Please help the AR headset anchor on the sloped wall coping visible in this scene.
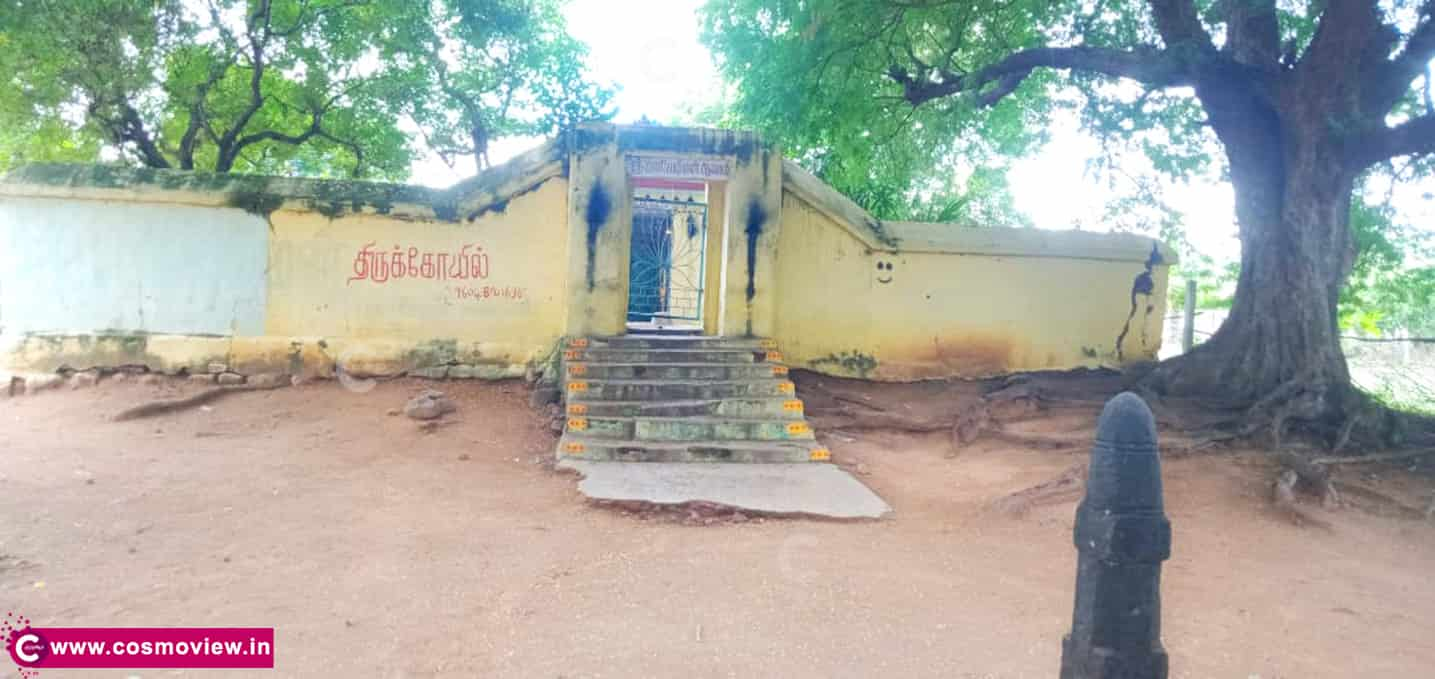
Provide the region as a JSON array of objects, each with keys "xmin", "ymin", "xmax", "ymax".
[
  {"xmin": 781, "ymin": 159, "xmax": 1177, "ymax": 264},
  {"xmin": 0, "ymin": 137, "xmax": 567, "ymax": 223}
]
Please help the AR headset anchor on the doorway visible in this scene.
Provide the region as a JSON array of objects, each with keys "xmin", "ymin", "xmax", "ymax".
[{"xmin": 626, "ymin": 195, "xmax": 708, "ymax": 334}]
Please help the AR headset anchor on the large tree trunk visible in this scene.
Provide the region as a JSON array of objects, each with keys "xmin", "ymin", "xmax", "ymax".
[{"xmin": 1148, "ymin": 94, "xmax": 1362, "ymax": 434}]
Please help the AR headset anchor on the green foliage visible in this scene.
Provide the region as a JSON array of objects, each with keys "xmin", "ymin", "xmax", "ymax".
[
  {"xmin": 1168, "ymin": 258, "xmax": 1239, "ymax": 312},
  {"xmin": 698, "ymin": 0, "xmax": 1050, "ymax": 223},
  {"xmin": 1341, "ymin": 190, "xmax": 1435, "ymax": 336},
  {"xmin": 704, "ymin": 0, "xmax": 1435, "ymax": 345},
  {"xmin": 0, "ymin": 0, "xmax": 611, "ymax": 179}
]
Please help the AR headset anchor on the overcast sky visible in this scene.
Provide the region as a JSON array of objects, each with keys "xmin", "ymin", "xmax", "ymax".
[{"xmin": 409, "ymin": 0, "xmax": 1434, "ymax": 266}]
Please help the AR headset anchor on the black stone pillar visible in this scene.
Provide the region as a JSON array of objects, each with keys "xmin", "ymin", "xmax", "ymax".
[{"xmin": 1060, "ymin": 392, "xmax": 1170, "ymax": 679}]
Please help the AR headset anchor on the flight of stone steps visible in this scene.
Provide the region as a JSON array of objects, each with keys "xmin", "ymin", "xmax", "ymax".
[{"xmin": 554, "ymin": 334, "xmax": 831, "ymax": 463}]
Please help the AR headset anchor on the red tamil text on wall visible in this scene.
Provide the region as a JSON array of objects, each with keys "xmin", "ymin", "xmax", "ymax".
[{"xmin": 348, "ymin": 242, "xmax": 490, "ymax": 285}]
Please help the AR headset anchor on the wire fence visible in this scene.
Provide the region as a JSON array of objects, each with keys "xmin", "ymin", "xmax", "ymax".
[{"xmin": 1162, "ymin": 311, "xmax": 1435, "ymax": 413}]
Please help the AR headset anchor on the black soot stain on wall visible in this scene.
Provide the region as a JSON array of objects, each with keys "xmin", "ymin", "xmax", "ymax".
[
  {"xmin": 744, "ymin": 198, "xmax": 767, "ymax": 302},
  {"xmin": 585, "ymin": 180, "xmax": 612, "ymax": 290},
  {"xmin": 1116, "ymin": 244, "xmax": 1165, "ymax": 360}
]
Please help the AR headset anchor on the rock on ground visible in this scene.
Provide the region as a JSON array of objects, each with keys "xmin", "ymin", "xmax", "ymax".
[
  {"xmin": 248, "ymin": 373, "xmax": 288, "ymax": 389},
  {"xmin": 529, "ymin": 383, "xmax": 560, "ymax": 409},
  {"xmin": 68, "ymin": 372, "xmax": 99, "ymax": 389},
  {"xmin": 404, "ymin": 389, "xmax": 457, "ymax": 421},
  {"xmin": 25, "ymin": 374, "xmax": 63, "ymax": 394}
]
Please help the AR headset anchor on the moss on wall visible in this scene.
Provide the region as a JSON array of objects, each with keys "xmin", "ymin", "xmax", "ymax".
[
  {"xmin": 2, "ymin": 163, "xmax": 459, "ymax": 221},
  {"xmin": 809, "ymin": 351, "xmax": 879, "ymax": 379}
]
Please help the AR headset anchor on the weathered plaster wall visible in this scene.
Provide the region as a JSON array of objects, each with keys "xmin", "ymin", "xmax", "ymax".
[
  {"xmin": 266, "ymin": 176, "xmax": 571, "ymax": 376},
  {"xmin": 702, "ymin": 182, "xmax": 727, "ymax": 335},
  {"xmin": 0, "ymin": 196, "xmax": 268, "ymax": 336},
  {"xmin": 563, "ymin": 124, "xmax": 783, "ymax": 338},
  {"xmin": 563, "ymin": 128, "xmax": 632, "ymax": 338},
  {"xmin": 0, "ymin": 160, "xmax": 570, "ymax": 379},
  {"xmin": 1, "ymin": 128, "xmax": 1175, "ymax": 385},
  {"xmin": 715, "ymin": 145, "xmax": 782, "ymax": 338},
  {"xmin": 774, "ymin": 190, "xmax": 1172, "ymax": 381}
]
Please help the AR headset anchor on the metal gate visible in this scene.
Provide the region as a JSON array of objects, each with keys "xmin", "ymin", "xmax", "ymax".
[{"xmin": 627, "ymin": 198, "xmax": 708, "ymax": 324}]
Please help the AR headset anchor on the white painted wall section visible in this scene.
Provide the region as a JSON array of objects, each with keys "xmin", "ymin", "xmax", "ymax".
[{"xmin": 0, "ymin": 197, "xmax": 268, "ymax": 336}]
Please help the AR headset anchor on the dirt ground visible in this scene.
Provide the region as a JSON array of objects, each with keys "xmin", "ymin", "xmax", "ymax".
[{"xmin": 3, "ymin": 374, "xmax": 1434, "ymax": 678}]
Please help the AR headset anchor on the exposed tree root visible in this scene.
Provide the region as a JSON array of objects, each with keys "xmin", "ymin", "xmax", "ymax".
[
  {"xmin": 1140, "ymin": 348, "xmax": 1435, "ymax": 457},
  {"xmin": 812, "ymin": 405, "xmax": 949, "ymax": 433},
  {"xmin": 984, "ymin": 429, "xmax": 1086, "ymax": 452},
  {"xmin": 1270, "ymin": 469, "xmax": 1335, "ymax": 530},
  {"xmin": 1311, "ymin": 448, "xmax": 1435, "ymax": 466},
  {"xmin": 829, "ymin": 393, "xmax": 888, "ymax": 412},
  {"xmin": 949, "ymin": 381, "xmax": 1053, "ymax": 453},
  {"xmin": 1335, "ymin": 483, "xmax": 1431, "ymax": 521},
  {"xmin": 991, "ymin": 463, "xmax": 1087, "ymax": 516},
  {"xmin": 1273, "ymin": 451, "xmax": 1341, "ymax": 508},
  {"xmin": 112, "ymin": 381, "xmax": 288, "ymax": 421}
]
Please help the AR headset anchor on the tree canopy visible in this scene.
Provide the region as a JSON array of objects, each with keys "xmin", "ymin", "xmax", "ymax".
[
  {"xmin": 0, "ymin": 0, "xmax": 613, "ymax": 180},
  {"xmin": 702, "ymin": 0, "xmax": 1435, "ymax": 443},
  {"xmin": 701, "ymin": 0, "xmax": 1432, "ymax": 222}
]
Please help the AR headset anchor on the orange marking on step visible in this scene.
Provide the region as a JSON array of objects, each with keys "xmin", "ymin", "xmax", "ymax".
[
  {"xmin": 568, "ymin": 363, "xmax": 587, "ymax": 375},
  {"xmin": 568, "ymin": 338, "xmax": 589, "ymax": 348},
  {"xmin": 782, "ymin": 400, "xmax": 804, "ymax": 413},
  {"xmin": 567, "ymin": 418, "xmax": 588, "ymax": 432},
  {"xmin": 564, "ymin": 349, "xmax": 582, "ymax": 360},
  {"xmin": 771, "ymin": 366, "xmax": 789, "ymax": 376},
  {"xmin": 567, "ymin": 404, "xmax": 588, "ymax": 415},
  {"xmin": 764, "ymin": 351, "xmax": 783, "ymax": 362},
  {"xmin": 563, "ymin": 442, "xmax": 585, "ymax": 454},
  {"xmin": 809, "ymin": 448, "xmax": 831, "ymax": 461},
  {"xmin": 786, "ymin": 422, "xmax": 811, "ymax": 436},
  {"xmin": 777, "ymin": 381, "xmax": 795, "ymax": 394},
  {"xmin": 567, "ymin": 381, "xmax": 589, "ymax": 392}
]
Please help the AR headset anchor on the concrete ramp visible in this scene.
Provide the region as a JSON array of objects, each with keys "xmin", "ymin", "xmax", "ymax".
[{"xmin": 558, "ymin": 460, "xmax": 891, "ymax": 519}]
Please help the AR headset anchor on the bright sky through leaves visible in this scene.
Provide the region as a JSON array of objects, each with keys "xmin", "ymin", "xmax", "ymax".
[{"xmin": 408, "ymin": 0, "xmax": 1433, "ymax": 267}]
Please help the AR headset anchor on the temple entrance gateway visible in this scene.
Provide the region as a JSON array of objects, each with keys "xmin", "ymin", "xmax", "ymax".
[
  {"xmin": 625, "ymin": 197, "xmax": 708, "ymax": 330},
  {"xmin": 623, "ymin": 154, "xmax": 730, "ymax": 335}
]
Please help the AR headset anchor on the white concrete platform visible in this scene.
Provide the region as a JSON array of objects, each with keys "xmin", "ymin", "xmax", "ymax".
[{"xmin": 557, "ymin": 461, "xmax": 891, "ymax": 519}]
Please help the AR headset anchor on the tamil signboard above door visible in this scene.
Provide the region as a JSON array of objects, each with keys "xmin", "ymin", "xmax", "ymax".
[{"xmin": 624, "ymin": 154, "xmax": 730, "ymax": 181}]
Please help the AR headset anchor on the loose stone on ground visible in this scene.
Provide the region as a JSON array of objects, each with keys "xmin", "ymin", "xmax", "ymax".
[{"xmin": 404, "ymin": 389, "xmax": 457, "ymax": 421}]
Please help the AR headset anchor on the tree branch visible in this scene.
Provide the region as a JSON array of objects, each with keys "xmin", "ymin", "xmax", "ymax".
[
  {"xmin": 272, "ymin": 0, "xmax": 367, "ymax": 38},
  {"xmin": 1362, "ymin": 5, "xmax": 1435, "ymax": 116},
  {"xmin": 1147, "ymin": 0, "xmax": 1218, "ymax": 52},
  {"xmin": 1349, "ymin": 113, "xmax": 1435, "ymax": 168},
  {"xmin": 1299, "ymin": 0, "xmax": 1385, "ymax": 88},
  {"xmin": 1425, "ymin": 62, "xmax": 1434, "ymax": 116},
  {"xmin": 231, "ymin": 108, "xmax": 324, "ymax": 153},
  {"xmin": 215, "ymin": 0, "xmax": 275, "ymax": 172},
  {"xmin": 92, "ymin": 97, "xmax": 172, "ymax": 169},
  {"xmin": 890, "ymin": 46, "xmax": 1190, "ymax": 107},
  {"xmin": 1221, "ymin": 0, "xmax": 1280, "ymax": 69},
  {"xmin": 316, "ymin": 129, "xmax": 366, "ymax": 178},
  {"xmin": 177, "ymin": 60, "xmax": 231, "ymax": 170}
]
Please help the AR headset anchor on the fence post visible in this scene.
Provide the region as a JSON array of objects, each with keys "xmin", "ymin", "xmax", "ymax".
[
  {"xmin": 1181, "ymin": 279, "xmax": 1197, "ymax": 353},
  {"xmin": 1060, "ymin": 392, "xmax": 1171, "ymax": 679}
]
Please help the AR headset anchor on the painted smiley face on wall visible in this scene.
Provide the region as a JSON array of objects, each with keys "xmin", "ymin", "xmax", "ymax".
[{"xmin": 875, "ymin": 259, "xmax": 896, "ymax": 284}]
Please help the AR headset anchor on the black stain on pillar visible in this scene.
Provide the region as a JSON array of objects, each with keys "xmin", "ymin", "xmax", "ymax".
[
  {"xmin": 744, "ymin": 199, "xmax": 767, "ymax": 303},
  {"xmin": 584, "ymin": 181, "xmax": 612, "ymax": 290},
  {"xmin": 1115, "ymin": 244, "xmax": 1164, "ymax": 360},
  {"xmin": 1061, "ymin": 392, "xmax": 1170, "ymax": 679}
]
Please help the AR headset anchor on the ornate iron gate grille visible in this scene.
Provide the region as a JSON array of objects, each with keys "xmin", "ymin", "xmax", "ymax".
[{"xmin": 627, "ymin": 198, "xmax": 708, "ymax": 323}]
